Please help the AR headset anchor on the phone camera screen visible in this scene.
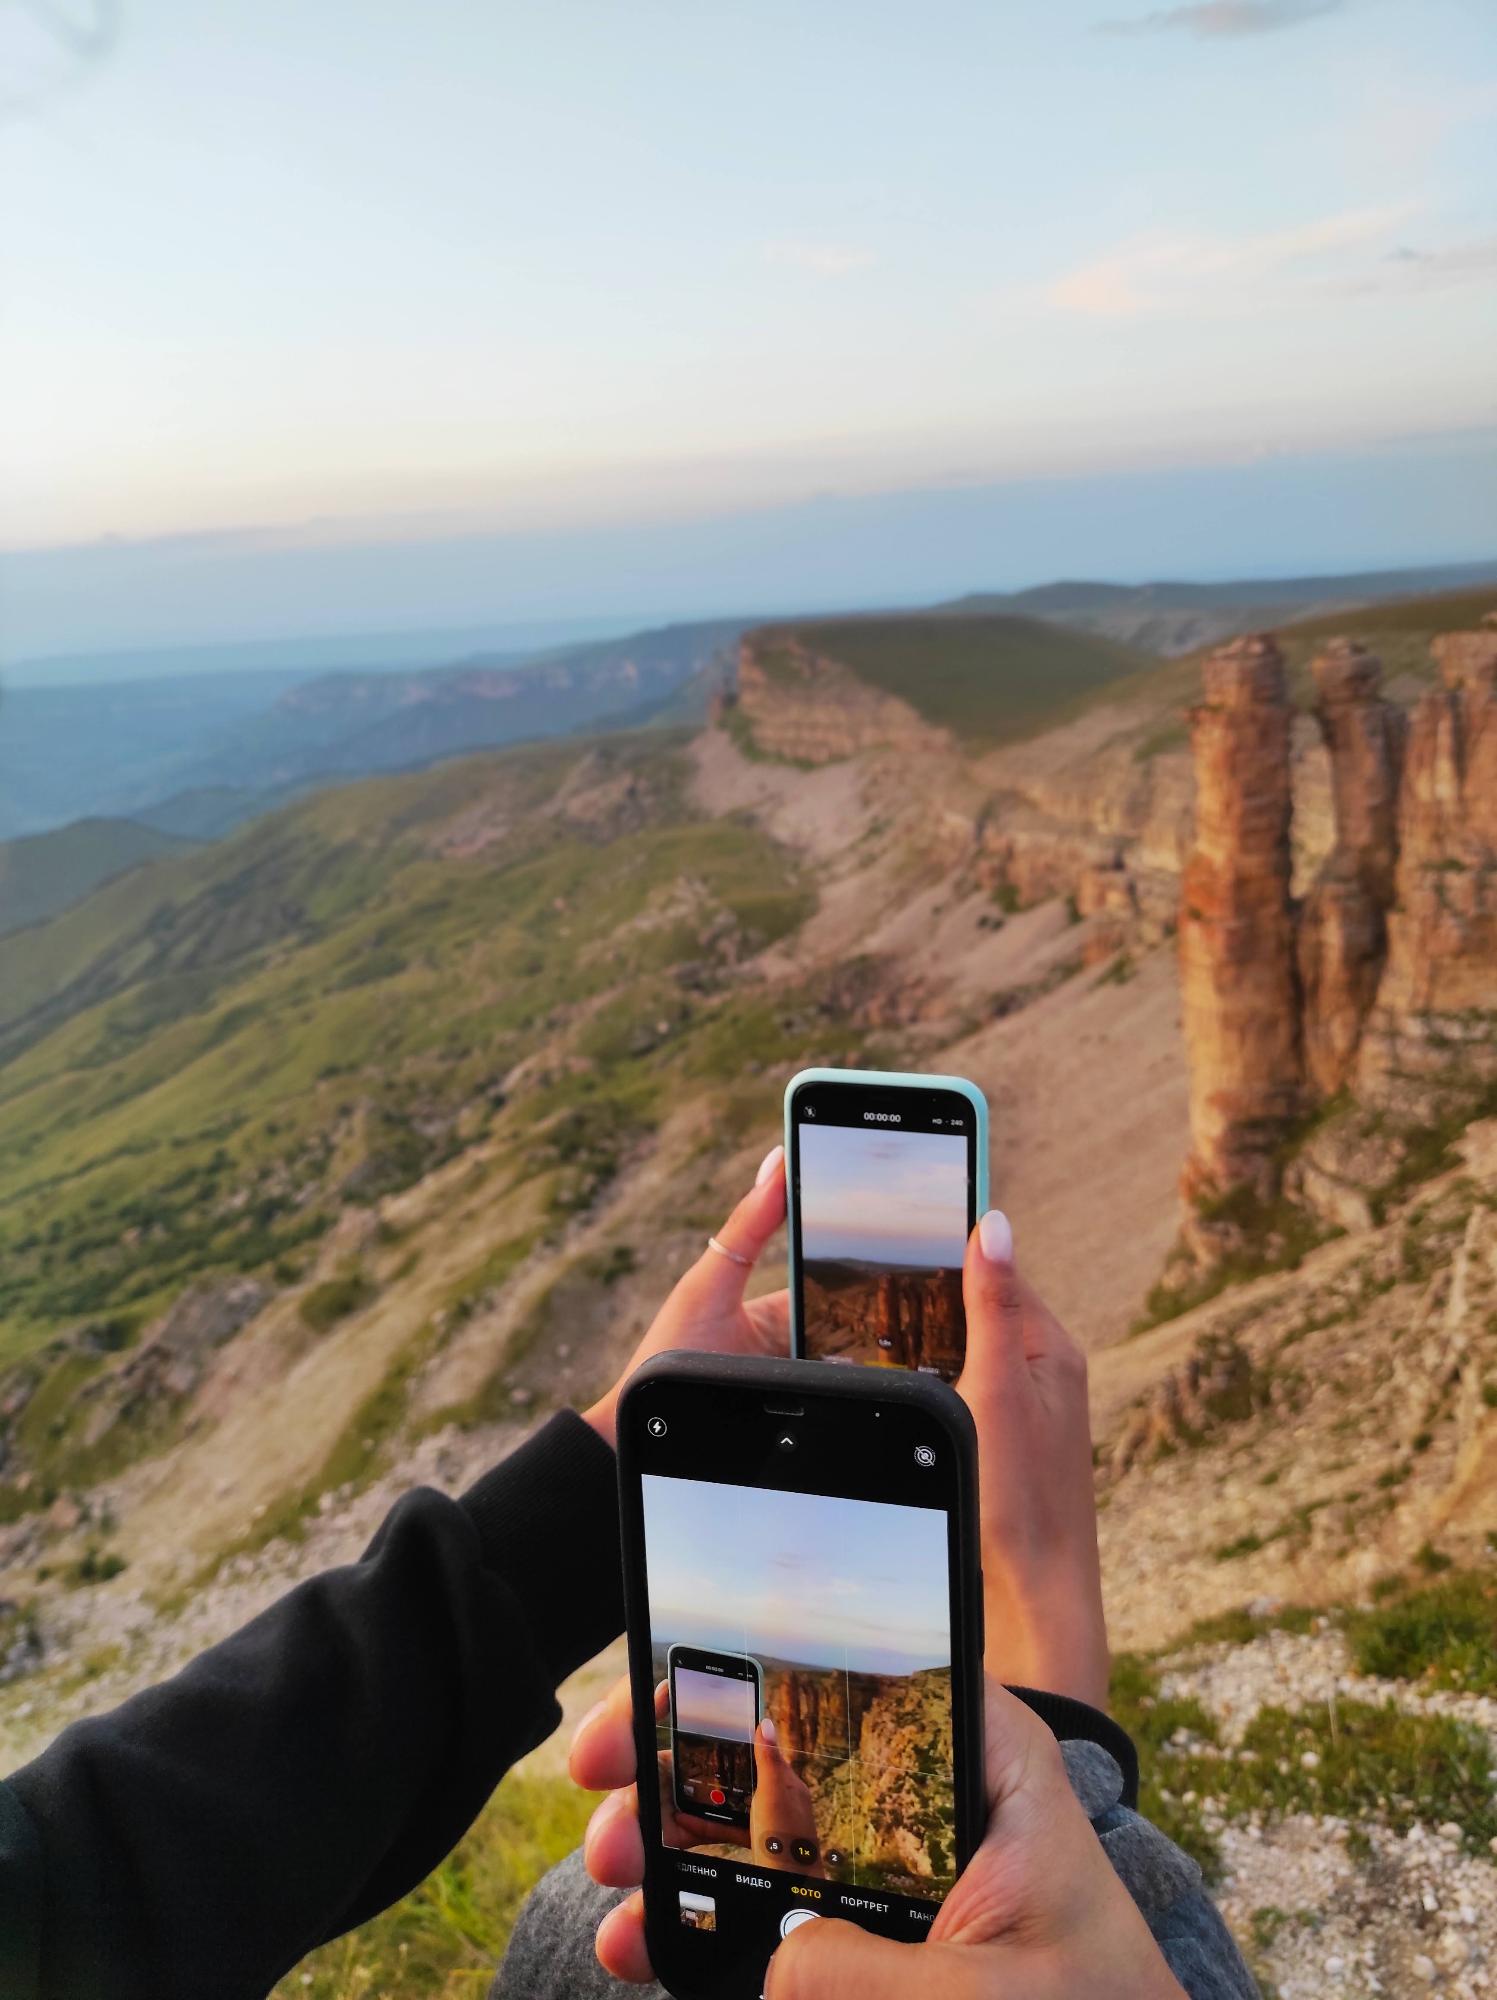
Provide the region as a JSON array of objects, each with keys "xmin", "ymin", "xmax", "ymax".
[
  {"xmin": 645, "ymin": 1471, "xmax": 957, "ymax": 1921},
  {"xmin": 793, "ymin": 1085, "xmax": 975, "ymax": 1381}
]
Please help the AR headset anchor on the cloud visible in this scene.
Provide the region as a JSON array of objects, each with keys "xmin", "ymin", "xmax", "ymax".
[
  {"xmin": 1342, "ymin": 237, "xmax": 1497, "ymax": 295},
  {"xmin": 1047, "ymin": 203, "xmax": 1415, "ymax": 317},
  {"xmin": 0, "ymin": 0, "xmax": 119, "ymax": 120},
  {"xmin": 1096, "ymin": 0, "xmax": 1339, "ymax": 37},
  {"xmin": 762, "ymin": 239, "xmax": 875, "ymax": 278}
]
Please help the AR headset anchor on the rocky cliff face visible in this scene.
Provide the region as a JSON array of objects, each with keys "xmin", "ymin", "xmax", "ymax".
[
  {"xmin": 728, "ymin": 635, "xmax": 950, "ymax": 765},
  {"xmin": 1177, "ymin": 617, "xmax": 1497, "ymax": 1249},
  {"xmin": 765, "ymin": 1663, "xmax": 882, "ymax": 1763},
  {"xmin": 1298, "ymin": 642, "xmax": 1405, "ymax": 1097},
  {"xmin": 1177, "ymin": 637, "xmax": 1304, "ymax": 1221},
  {"xmin": 1358, "ymin": 625, "xmax": 1497, "ymax": 1117},
  {"xmin": 801, "ymin": 1666, "xmax": 956, "ymax": 1893}
]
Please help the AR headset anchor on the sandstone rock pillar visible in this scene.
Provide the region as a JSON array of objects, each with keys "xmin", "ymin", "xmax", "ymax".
[
  {"xmin": 1359, "ymin": 621, "xmax": 1497, "ymax": 1115},
  {"xmin": 1179, "ymin": 636, "xmax": 1303, "ymax": 1220},
  {"xmin": 1298, "ymin": 641, "xmax": 1406, "ymax": 1096}
]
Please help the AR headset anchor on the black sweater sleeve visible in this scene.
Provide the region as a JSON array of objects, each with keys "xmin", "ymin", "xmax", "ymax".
[{"xmin": 0, "ymin": 1409, "xmax": 624, "ymax": 2000}]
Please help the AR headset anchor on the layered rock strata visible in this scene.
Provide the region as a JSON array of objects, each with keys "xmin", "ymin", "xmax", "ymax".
[
  {"xmin": 1178, "ymin": 636, "xmax": 1304, "ymax": 1214},
  {"xmin": 728, "ymin": 635, "xmax": 950, "ymax": 765},
  {"xmin": 1358, "ymin": 624, "xmax": 1497, "ymax": 1115},
  {"xmin": 1298, "ymin": 642, "xmax": 1405, "ymax": 1096}
]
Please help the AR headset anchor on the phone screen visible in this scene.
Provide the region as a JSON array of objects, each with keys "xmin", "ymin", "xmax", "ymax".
[
  {"xmin": 623, "ymin": 1368, "xmax": 980, "ymax": 1999},
  {"xmin": 790, "ymin": 1078, "xmax": 978, "ymax": 1381},
  {"xmin": 670, "ymin": 1651, "xmax": 760, "ymax": 1829}
]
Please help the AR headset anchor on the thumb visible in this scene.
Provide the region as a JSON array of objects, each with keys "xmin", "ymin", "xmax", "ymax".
[
  {"xmin": 768, "ymin": 1917, "xmax": 957, "ymax": 2000},
  {"xmin": 960, "ymin": 1209, "xmax": 1028, "ymax": 1395}
]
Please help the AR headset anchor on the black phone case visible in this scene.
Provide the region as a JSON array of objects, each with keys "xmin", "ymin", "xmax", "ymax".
[{"xmin": 617, "ymin": 1352, "xmax": 986, "ymax": 2000}]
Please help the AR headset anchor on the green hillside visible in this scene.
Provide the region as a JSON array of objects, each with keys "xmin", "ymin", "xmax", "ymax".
[
  {"xmin": 0, "ymin": 818, "xmax": 197, "ymax": 939},
  {"xmin": 761, "ymin": 613, "xmax": 1152, "ymax": 751},
  {"xmin": 0, "ymin": 732, "xmax": 813, "ymax": 1395},
  {"xmin": 1276, "ymin": 585, "xmax": 1497, "ymax": 690}
]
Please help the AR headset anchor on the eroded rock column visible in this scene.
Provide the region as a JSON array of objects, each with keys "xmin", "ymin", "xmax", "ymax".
[
  {"xmin": 1298, "ymin": 641, "xmax": 1406, "ymax": 1097},
  {"xmin": 1359, "ymin": 621, "xmax": 1497, "ymax": 1116},
  {"xmin": 1179, "ymin": 636, "xmax": 1303, "ymax": 1219}
]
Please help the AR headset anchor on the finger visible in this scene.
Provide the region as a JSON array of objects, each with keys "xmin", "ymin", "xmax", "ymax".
[
  {"xmin": 583, "ymin": 1785, "xmax": 646, "ymax": 1888},
  {"xmin": 959, "ymin": 1210, "xmax": 1031, "ymax": 1394},
  {"xmin": 569, "ymin": 1673, "xmax": 648, "ymax": 1792},
  {"xmin": 678, "ymin": 1147, "xmax": 786, "ymax": 1307},
  {"xmin": 744, "ymin": 1287, "xmax": 791, "ymax": 1353},
  {"xmin": 595, "ymin": 1891, "xmax": 656, "ymax": 1984},
  {"xmin": 754, "ymin": 1712, "xmax": 782, "ymax": 1768},
  {"xmin": 767, "ymin": 1916, "xmax": 928, "ymax": 2000}
]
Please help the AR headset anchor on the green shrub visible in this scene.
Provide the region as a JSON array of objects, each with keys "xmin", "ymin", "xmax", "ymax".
[
  {"xmin": 1109, "ymin": 1654, "xmax": 1221, "ymax": 1877},
  {"xmin": 299, "ymin": 1272, "xmax": 376, "ymax": 1334},
  {"xmin": 1346, "ymin": 1568, "xmax": 1497, "ymax": 1693},
  {"xmin": 271, "ymin": 1770, "xmax": 594, "ymax": 1998}
]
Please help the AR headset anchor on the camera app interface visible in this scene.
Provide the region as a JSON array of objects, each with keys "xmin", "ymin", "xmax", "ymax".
[
  {"xmin": 671, "ymin": 1656, "xmax": 758, "ymax": 1826},
  {"xmin": 643, "ymin": 1472, "xmax": 957, "ymax": 1917},
  {"xmin": 796, "ymin": 1098, "xmax": 971, "ymax": 1380}
]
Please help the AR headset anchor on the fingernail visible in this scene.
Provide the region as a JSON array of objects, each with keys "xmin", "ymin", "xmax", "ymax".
[
  {"xmin": 978, "ymin": 1209, "xmax": 1014, "ymax": 1264},
  {"xmin": 755, "ymin": 1143, "xmax": 785, "ymax": 1188},
  {"xmin": 759, "ymin": 1714, "xmax": 778, "ymax": 1745}
]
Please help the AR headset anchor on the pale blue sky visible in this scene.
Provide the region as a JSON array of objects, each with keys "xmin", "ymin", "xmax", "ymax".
[
  {"xmin": 643, "ymin": 1474, "xmax": 951, "ymax": 1675},
  {"xmin": 4, "ymin": 0, "xmax": 1495, "ymax": 653},
  {"xmin": 802, "ymin": 1124, "xmax": 969, "ymax": 1269}
]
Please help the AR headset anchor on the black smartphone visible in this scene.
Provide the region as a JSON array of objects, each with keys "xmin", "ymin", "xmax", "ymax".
[
  {"xmin": 619, "ymin": 1352, "xmax": 985, "ymax": 2000},
  {"xmin": 668, "ymin": 1644, "xmax": 762, "ymax": 1831},
  {"xmin": 786, "ymin": 1067, "xmax": 989, "ymax": 1383}
]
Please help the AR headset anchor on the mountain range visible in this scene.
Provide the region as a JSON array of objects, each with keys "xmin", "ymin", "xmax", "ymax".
[{"xmin": 2, "ymin": 571, "xmax": 1495, "ymax": 1997}]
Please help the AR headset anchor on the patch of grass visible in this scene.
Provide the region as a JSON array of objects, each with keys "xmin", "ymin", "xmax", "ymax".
[
  {"xmin": 1134, "ymin": 1187, "xmax": 1334, "ymax": 1333},
  {"xmin": 440, "ymin": 1230, "xmax": 542, "ymax": 1324},
  {"xmin": 269, "ymin": 1769, "xmax": 594, "ymax": 2000},
  {"xmin": 1171, "ymin": 1700, "xmax": 1497, "ymax": 1855},
  {"xmin": 299, "ymin": 1270, "xmax": 377, "ymax": 1334},
  {"xmin": 758, "ymin": 613, "xmax": 1152, "ymax": 753},
  {"xmin": 1179, "ymin": 1602, "xmax": 1320, "ymax": 1648},
  {"xmin": 1133, "ymin": 719, "xmax": 1189, "ymax": 762},
  {"xmin": 1214, "ymin": 1531, "xmax": 1265, "ymax": 1562},
  {"xmin": 1095, "ymin": 951, "xmax": 1136, "ymax": 987},
  {"xmin": 1109, "ymin": 1653, "xmax": 1221, "ymax": 1877},
  {"xmin": 1346, "ymin": 1567, "xmax": 1497, "ymax": 1694},
  {"xmin": 65, "ymin": 1545, "xmax": 127, "ymax": 1588}
]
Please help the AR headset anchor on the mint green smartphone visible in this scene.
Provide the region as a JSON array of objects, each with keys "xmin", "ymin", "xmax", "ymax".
[{"xmin": 784, "ymin": 1067, "xmax": 991, "ymax": 1383}]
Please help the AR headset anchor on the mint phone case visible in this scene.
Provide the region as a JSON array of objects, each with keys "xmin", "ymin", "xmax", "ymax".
[{"xmin": 783, "ymin": 1066, "xmax": 991, "ymax": 1360}]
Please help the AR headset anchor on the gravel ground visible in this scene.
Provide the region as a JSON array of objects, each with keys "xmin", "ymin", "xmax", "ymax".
[{"xmin": 1158, "ymin": 1624, "xmax": 1497, "ymax": 1996}]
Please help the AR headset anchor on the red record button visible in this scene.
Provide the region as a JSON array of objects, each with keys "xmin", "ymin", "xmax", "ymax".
[{"xmin": 709, "ymin": 1787, "xmax": 726, "ymax": 1805}]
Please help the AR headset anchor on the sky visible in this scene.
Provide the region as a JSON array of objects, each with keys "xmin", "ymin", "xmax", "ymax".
[
  {"xmin": 674, "ymin": 1666, "xmax": 758, "ymax": 1743},
  {"xmin": 643, "ymin": 1474, "xmax": 951, "ymax": 1675},
  {"xmin": 4, "ymin": 0, "xmax": 1496, "ymax": 658},
  {"xmin": 801, "ymin": 1125, "xmax": 969, "ymax": 1269}
]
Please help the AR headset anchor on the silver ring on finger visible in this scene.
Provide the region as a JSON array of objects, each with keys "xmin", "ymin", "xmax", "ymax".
[{"xmin": 706, "ymin": 1234, "xmax": 753, "ymax": 1268}]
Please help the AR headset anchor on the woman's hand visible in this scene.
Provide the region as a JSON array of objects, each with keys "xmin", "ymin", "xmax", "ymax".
[
  {"xmin": 748, "ymin": 1717, "xmax": 826, "ymax": 1877},
  {"xmin": 957, "ymin": 1212, "xmax": 1110, "ymax": 1711},
  {"xmin": 583, "ymin": 1144, "xmax": 787, "ymax": 1447},
  {"xmin": 765, "ymin": 1679, "xmax": 1185, "ymax": 2000},
  {"xmin": 572, "ymin": 1673, "xmax": 1184, "ymax": 1997}
]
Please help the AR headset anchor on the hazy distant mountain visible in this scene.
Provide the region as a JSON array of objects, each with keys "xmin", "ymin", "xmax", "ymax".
[
  {"xmin": 0, "ymin": 669, "xmax": 313, "ymax": 842},
  {"xmin": 940, "ymin": 559, "xmax": 1497, "ymax": 657},
  {"xmin": 0, "ymin": 618, "xmax": 744, "ymax": 838},
  {"xmin": 0, "ymin": 818, "xmax": 198, "ymax": 937}
]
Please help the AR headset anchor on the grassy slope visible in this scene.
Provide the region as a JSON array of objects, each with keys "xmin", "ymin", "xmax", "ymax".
[
  {"xmin": 0, "ymin": 819, "xmax": 196, "ymax": 938},
  {"xmin": 0, "ymin": 730, "xmax": 811, "ymax": 1374},
  {"xmin": 1035, "ymin": 581, "xmax": 1497, "ymax": 754},
  {"xmin": 759, "ymin": 613, "xmax": 1153, "ymax": 751}
]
